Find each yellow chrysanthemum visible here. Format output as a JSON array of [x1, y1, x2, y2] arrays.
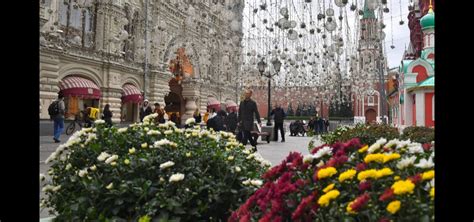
[[364, 153, 385, 164], [387, 200, 401, 214], [358, 145, 369, 153], [394, 176, 401, 181], [357, 169, 378, 181], [422, 170, 434, 181], [323, 183, 335, 193], [339, 169, 357, 182], [383, 153, 401, 163], [317, 190, 340, 207], [391, 180, 415, 195], [375, 168, 394, 179], [430, 187, 434, 199], [318, 167, 338, 179], [346, 200, 357, 214]]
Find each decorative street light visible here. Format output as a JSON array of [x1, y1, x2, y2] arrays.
[[257, 57, 281, 126]]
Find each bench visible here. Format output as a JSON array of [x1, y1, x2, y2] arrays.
[[250, 123, 270, 143]]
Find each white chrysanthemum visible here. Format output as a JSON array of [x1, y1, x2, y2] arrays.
[[52, 185, 61, 192], [167, 121, 176, 127], [143, 127, 150, 132], [227, 156, 234, 161], [250, 179, 263, 186], [235, 166, 241, 172], [314, 146, 333, 159], [348, 153, 356, 162], [65, 163, 72, 170], [94, 119, 105, 124], [368, 143, 381, 153], [316, 160, 325, 167], [185, 118, 196, 125], [375, 138, 387, 145], [303, 154, 314, 163], [141, 143, 148, 148], [200, 130, 210, 137], [186, 152, 191, 157], [242, 149, 251, 155], [242, 179, 251, 185], [415, 157, 434, 169], [396, 139, 411, 149], [85, 133, 97, 144], [408, 143, 424, 154], [45, 152, 57, 164], [42, 185, 55, 192], [424, 178, 435, 191], [90, 165, 97, 171], [160, 161, 175, 169], [97, 152, 111, 161], [106, 182, 114, 189], [147, 130, 161, 136], [246, 153, 255, 160], [153, 139, 177, 148], [78, 169, 88, 177], [105, 155, 119, 164], [175, 128, 184, 133], [164, 130, 173, 135], [129, 148, 136, 154], [118, 127, 128, 133], [169, 173, 185, 182], [385, 139, 400, 148], [396, 156, 417, 170]]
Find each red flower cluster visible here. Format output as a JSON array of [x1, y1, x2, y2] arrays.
[[408, 173, 422, 184], [422, 143, 432, 151], [379, 188, 395, 202], [263, 152, 305, 180], [291, 193, 318, 220], [349, 193, 371, 212], [359, 180, 372, 192]]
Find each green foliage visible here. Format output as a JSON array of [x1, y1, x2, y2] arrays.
[[401, 126, 435, 144], [321, 123, 400, 145], [41, 117, 269, 221]]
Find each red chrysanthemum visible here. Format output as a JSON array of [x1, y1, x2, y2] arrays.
[[359, 180, 372, 192], [379, 188, 395, 202], [291, 194, 315, 220], [408, 173, 422, 184], [356, 162, 367, 171], [349, 192, 371, 212]]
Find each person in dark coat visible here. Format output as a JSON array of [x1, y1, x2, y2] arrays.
[[225, 109, 238, 134], [207, 110, 226, 132], [238, 89, 261, 150], [317, 117, 324, 134], [325, 119, 330, 132], [193, 108, 202, 124], [102, 104, 113, 127], [271, 104, 286, 142], [139, 99, 153, 122]]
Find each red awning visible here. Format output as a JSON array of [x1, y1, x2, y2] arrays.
[[59, 76, 101, 99], [122, 84, 143, 103], [207, 97, 221, 111]]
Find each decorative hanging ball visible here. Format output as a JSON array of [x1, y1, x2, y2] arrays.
[[263, 19, 268, 24], [382, 0, 387, 4], [350, 4, 357, 11], [260, 3, 267, 10], [299, 34, 303, 38], [317, 13, 325, 20], [390, 45, 395, 49], [317, 28, 321, 33], [322, 34, 326, 39], [358, 10, 364, 15], [338, 15, 343, 21], [327, 17, 333, 22], [399, 20, 405, 25], [253, 8, 258, 13], [300, 23, 306, 29], [305, 0, 312, 2], [309, 29, 315, 34], [251, 23, 256, 28], [383, 7, 389, 13]]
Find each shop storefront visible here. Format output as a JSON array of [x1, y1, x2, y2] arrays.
[[58, 76, 101, 120]]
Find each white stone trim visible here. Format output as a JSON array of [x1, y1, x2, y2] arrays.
[[415, 92, 425, 126]]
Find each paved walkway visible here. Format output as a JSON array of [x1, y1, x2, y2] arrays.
[[39, 130, 322, 218]]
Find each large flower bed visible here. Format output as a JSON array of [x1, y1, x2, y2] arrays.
[[40, 115, 270, 221], [321, 123, 400, 145], [230, 137, 434, 221]]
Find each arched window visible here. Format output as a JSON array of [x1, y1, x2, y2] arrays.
[[58, 0, 95, 48]]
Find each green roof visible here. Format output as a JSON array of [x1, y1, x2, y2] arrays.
[[420, 9, 434, 30], [400, 60, 413, 74], [363, 0, 375, 19], [418, 76, 434, 87]]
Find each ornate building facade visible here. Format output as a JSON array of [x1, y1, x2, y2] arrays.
[[40, 0, 244, 124]]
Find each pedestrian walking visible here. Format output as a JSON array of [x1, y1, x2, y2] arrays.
[[238, 89, 261, 150], [139, 99, 153, 122], [225, 109, 238, 134], [48, 93, 66, 143], [271, 104, 286, 142], [102, 104, 113, 127]]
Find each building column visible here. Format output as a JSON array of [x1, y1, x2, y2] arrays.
[[40, 53, 61, 119], [100, 87, 122, 123], [181, 78, 201, 123], [149, 69, 172, 105], [404, 91, 413, 126]]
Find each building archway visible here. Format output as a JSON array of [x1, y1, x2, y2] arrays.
[[164, 78, 184, 126], [365, 108, 377, 124]]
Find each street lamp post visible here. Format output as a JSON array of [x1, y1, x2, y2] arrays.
[[257, 58, 281, 126]]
